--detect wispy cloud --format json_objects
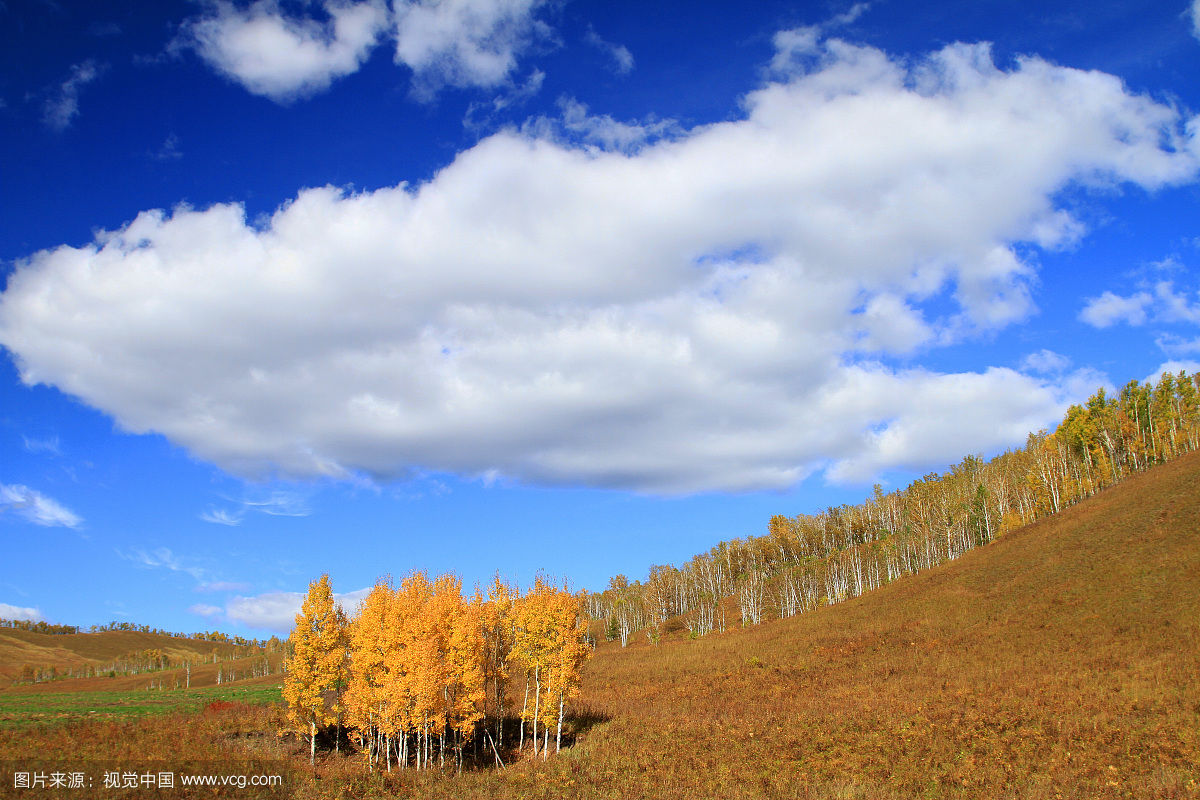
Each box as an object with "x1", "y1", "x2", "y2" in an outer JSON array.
[
  {"x1": 200, "y1": 508, "x2": 242, "y2": 526},
  {"x1": 196, "y1": 580, "x2": 251, "y2": 593},
  {"x1": 188, "y1": 603, "x2": 223, "y2": 618},
  {"x1": 152, "y1": 133, "x2": 182, "y2": 161},
  {"x1": 584, "y1": 29, "x2": 633, "y2": 75},
  {"x1": 119, "y1": 547, "x2": 206, "y2": 582},
  {"x1": 244, "y1": 490, "x2": 310, "y2": 517},
  {"x1": 201, "y1": 488, "x2": 311, "y2": 526},
  {"x1": 22, "y1": 435, "x2": 61, "y2": 456},
  {"x1": 43, "y1": 59, "x2": 104, "y2": 131},
  {"x1": 830, "y1": 2, "x2": 871, "y2": 27},
  {"x1": 0, "y1": 484, "x2": 82, "y2": 529}
]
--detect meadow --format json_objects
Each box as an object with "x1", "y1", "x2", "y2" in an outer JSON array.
[{"x1": 2, "y1": 450, "x2": 1199, "y2": 798}]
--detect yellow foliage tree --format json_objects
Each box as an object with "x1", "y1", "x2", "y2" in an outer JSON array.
[{"x1": 283, "y1": 574, "x2": 348, "y2": 765}]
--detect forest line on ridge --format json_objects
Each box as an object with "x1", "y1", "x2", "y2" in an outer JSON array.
[{"x1": 587, "y1": 370, "x2": 1200, "y2": 643}]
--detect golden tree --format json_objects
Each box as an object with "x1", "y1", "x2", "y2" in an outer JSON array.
[
  {"x1": 545, "y1": 587, "x2": 592, "y2": 754},
  {"x1": 480, "y1": 574, "x2": 516, "y2": 746},
  {"x1": 283, "y1": 574, "x2": 348, "y2": 765},
  {"x1": 345, "y1": 581, "x2": 395, "y2": 770}
]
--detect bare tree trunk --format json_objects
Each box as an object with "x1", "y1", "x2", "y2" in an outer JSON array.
[
  {"x1": 519, "y1": 677, "x2": 528, "y2": 752},
  {"x1": 556, "y1": 692, "x2": 564, "y2": 753},
  {"x1": 532, "y1": 665, "x2": 540, "y2": 757},
  {"x1": 310, "y1": 720, "x2": 316, "y2": 766}
]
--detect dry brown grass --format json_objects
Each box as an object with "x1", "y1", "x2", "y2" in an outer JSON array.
[{"x1": 3, "y1": 451, "x2": 1199, "y2": 798}]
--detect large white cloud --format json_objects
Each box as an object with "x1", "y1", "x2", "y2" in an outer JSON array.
[{"x1": 2, "y1": 37, "x2": 1198, "y2": 493}]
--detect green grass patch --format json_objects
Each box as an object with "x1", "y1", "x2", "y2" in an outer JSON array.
[{"x1": 0, "y1": 684, "x2": 282, "y2": 728}]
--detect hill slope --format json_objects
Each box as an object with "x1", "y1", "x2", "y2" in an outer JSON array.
[
  {"x1": 0, "y1": 628, "x2": 273, "y2": 690},
  {"x1": 562, "y1": 449, "x2": 1200, "y2": 798}
]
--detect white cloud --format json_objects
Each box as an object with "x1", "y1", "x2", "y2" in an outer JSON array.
[
  {"x1": 854, "y1": 293, "x2": 934, "y2": 355},
  {"x1": 1079, "y1": 290, "x2": 1153, "y2": 328},
  {"x1": 226, "y1": 586, "x2": 369, "y2": 632},
  {"x1": 1081, "y1": 277, "x2": 1200, "y2": 330},
  {"x1": 1190, "y1": 0, "x2": 1200, "y2": 40},
  {"x1": 152, "y1": 133, "x2": 183, "y2": 162},
  {"x1": 1154, "y1": 280, "x2": 1200, "y2": 324},
  {"x1": 830, "y1": 3, "x2": 871, "y2": 27},
  {"x1": 2, "y1": 36, "x2": 1199, "y2": 493},
  {"x1": 824, "y1": 366, "x2": 1083, "y2": 483},
  {"x1": 584, "y1": 29, "x2": 633, "y2": 75},
  {"x1": 200, "y1": 508, "x2": 242, "y2": 526},
  {"x1": 197, "y1": 580, "x2": 252, "y2": 592},
  {"x1": 183, "y1": 0, "x2": 389, "y2": 102},
  {"x1": 1157, "y1": 333, "x2": 1200, "y2": 356},
  {"x1": 393, "y1": 0, "x2": 551, "y2": 96},
  {"x1": 120, "y1": 547, "x2": 206, "y2": 582},
  {"x1": 22, "y1": 435, "x2": 61, "y2": 456},
  {"x1": 1020, "y1": 349, "x2": 1071, "y2": 375},
  {"x1": 188, "y1": 603, "x2": 223, "y2": 617},
  {"x1": 1147, "y1": 360, "x2": 1200, "y2": 383},
  {"x1": 43, "y1": 60, "x2": 102, "y2": 131},
  {"x1": 525, "y1": 97, "x2": 680, "y2": 153},
  {"x1": 0, "y1": 484, "x2": 82, "y2": 528},
  {"x1": 201, "y1": 490, "x2": 310, "y2": 524},
  {"x1": 0, "y1": 603, "x2": 45, "y2": 623},
  {"x1": 243, "y1": 490, "x2": 310, "y2": 516},
  {"x1": 182, "y1": 0, "x2": 552, "y2": 102}
]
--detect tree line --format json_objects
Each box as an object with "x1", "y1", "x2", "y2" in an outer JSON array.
[
  {"x1": 284, "y1": 573, "x2": 592, "y2": 770},
  {"x1": 588, "y1": 370, "x2": 1200, "y2": 641},
  {"x1": 0, "y1": 617, "x2": 285, "y2": 652}
]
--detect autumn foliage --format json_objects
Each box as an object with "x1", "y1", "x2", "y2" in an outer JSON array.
[{"x1": 286, "y1": 572, "x2": 591, "y2": 772}]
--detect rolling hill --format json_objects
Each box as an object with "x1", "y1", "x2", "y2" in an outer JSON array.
[{"x1": 0, "y1": 628, "x2": 280, "y2": 692}]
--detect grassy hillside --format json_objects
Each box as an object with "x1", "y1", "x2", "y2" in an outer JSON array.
[
  {"x1": 2, "y1": 450, "x2": 1198, "y2": 798},
  {"x1": 564, "y1": 447, "x2": 1200, "y2": 798},
  {"x1": 0, "y1": 628, "x2": 278, "y2": 690}
]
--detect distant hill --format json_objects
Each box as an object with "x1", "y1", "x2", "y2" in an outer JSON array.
[
  {"x1": 0, "y1": 628, "x2": 283, "y2": 692},
  {"x1": 572, "y1": 449, "x2": 1200, "y2": 797}
]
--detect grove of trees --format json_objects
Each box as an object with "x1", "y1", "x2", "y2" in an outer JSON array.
[
  {"x1": 284, "y1": 572, "x2": 591, "y2": 770},
  {"x1": 588, "y1": 370, "x2": 1200, "y2": 642}
]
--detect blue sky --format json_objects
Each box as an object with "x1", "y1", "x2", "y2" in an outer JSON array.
[{"x1": 2, "y1": 0, "x2": 1199, "y2": 635}]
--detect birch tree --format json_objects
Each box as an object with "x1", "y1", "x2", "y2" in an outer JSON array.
[{"x1": 283, "y1": 574, "x2": 348, "y2": 765}]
